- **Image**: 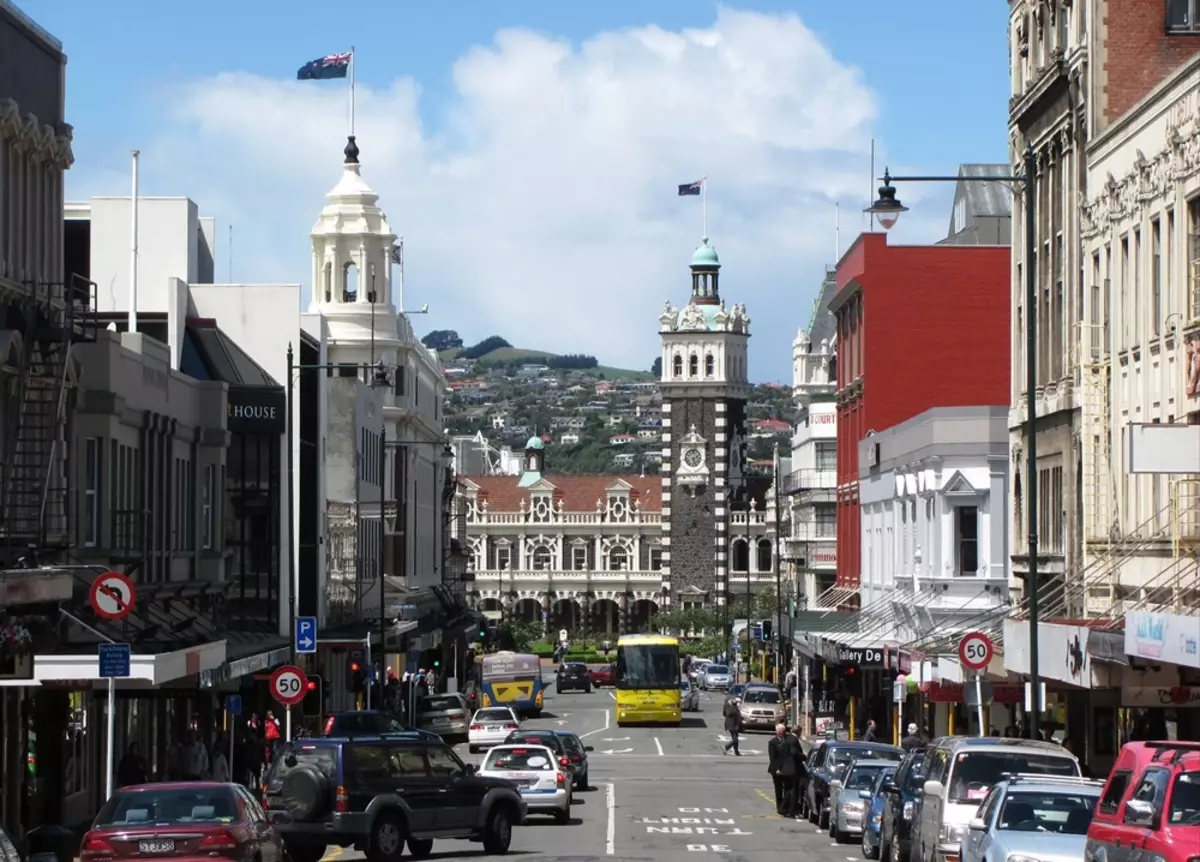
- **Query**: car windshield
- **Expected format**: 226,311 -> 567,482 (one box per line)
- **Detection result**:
1169,772 -> 1200,825
508,732 -> 561,752
707,665 -> 729,675
473,709 -> 515,723
95,787 -> 239,826
484,747 -> 556,772
327,713 -> 409,735
419,696 -> 463,712
728,685 -> 746,698
616,644 -> 680,689
847,764 -> 893,790
948,752 -> 1079,804
830,746 -> 902,769
998,791 -> 1096,834
557,734 -> 583,752
744,689 -> 781,704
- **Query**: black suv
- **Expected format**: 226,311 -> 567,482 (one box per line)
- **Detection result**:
878,747 -> 926,862
556,662 -> 591,693
264,733 -> 526,861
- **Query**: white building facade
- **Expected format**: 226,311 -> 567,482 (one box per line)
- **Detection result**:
1079,55 -> 1200,615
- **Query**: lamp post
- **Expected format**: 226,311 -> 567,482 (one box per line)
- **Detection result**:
774,444 -> 785,681
864,145 -> 1041,737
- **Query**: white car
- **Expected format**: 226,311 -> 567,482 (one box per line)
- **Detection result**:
467,707 -> 521,753
477,743 -> 572,823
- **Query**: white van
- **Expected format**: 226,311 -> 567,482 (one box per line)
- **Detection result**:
915,737 -> 1079,862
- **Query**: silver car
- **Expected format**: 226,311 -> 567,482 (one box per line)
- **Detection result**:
415,693 -> 471,741
961,776 -> 1102,862
701,664 -> 731,691
828,759 -> 900,843
680,680 -> 700,712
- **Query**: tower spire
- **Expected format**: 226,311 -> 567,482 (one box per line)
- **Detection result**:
689,236 -> 721,305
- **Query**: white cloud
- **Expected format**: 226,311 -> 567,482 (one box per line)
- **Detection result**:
82,7 -> 948,378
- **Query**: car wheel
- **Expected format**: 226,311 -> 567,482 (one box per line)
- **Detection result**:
819,805 -> 829,830
482,804 -> 514,854
863,830 -> 877,859
836,827 -> 848,843
369,812 -> 407,862
407,838 -> 434,859
578,769 -> 589,791
554,799 -> 571,824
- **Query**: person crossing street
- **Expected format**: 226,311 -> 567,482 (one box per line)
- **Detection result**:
723,699 -> 743,755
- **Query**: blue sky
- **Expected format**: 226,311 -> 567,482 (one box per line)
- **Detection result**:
20,0 -> 1012,380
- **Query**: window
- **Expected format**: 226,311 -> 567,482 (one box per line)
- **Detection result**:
202,464 -> 215,549
531,546 -> 552,570
814,503 -> 836,538
343,261 -> 358,302
608,546 -> 628,571
84,437 -> 101,546
731,539 -> 749,571
572,545 -> 588,571
424,745 -> 465,778
815,441 -> 837,471
1099,770 -> 1131,815
1153,218 -> 1163,335
704,354 -> 715,377
956,506 -> 978,576
1124,768 -> 1168,827
673,354 -> 682,378
689,354 -> 699,377
1168,0 -> 1199,32
496,545 -> 511,570
394,364 -> 406,397
649,546 -> 663,571
756,539 -> 772,571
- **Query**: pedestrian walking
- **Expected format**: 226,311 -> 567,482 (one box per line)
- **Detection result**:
768,723 -> 801,815
182,731 -> 209,781
210,736 -> 231,782
723,701 -> 743,755
862,719 -> 877,741
900,723 -> 923,752
789,726 -> 809,819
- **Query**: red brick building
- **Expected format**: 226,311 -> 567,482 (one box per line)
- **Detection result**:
829,232 -> 1010,594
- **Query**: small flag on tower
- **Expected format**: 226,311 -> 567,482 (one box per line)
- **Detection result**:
391,241 -> 404,266
297,52 -> 352,80
677,180 -> 703,196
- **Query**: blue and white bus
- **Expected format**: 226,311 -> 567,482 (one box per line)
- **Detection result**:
480,651 -> 545,717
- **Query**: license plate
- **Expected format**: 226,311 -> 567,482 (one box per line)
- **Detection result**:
139,840 -> 174,854
431,718 -> 449,725
485,725 -> 501,731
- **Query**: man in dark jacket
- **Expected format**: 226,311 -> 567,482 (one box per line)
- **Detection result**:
723,703 -> 743,755
862,719 -> 877,741
768,723 -> 801,816
901,723 -> 923,752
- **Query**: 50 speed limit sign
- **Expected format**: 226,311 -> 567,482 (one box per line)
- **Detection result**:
270,665 -> 309,706
958,632 -> 994,672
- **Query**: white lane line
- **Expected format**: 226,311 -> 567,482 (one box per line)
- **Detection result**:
608,690 -> 617,700
579,708 -> 611,739
606,782 -> 616,856
654,737 -> 664,756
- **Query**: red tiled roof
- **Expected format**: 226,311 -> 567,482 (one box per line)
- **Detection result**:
462,474 -> 663,512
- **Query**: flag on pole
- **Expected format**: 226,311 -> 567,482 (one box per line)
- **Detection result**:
391,241 -> 404,266
678,180 -> 703,196
297,52 -> 352,80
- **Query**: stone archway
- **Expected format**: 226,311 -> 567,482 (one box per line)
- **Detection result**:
591,599 -> 620,639
629,599 -> 659,634
514,598 -> 541,624
551,597 -> 582,638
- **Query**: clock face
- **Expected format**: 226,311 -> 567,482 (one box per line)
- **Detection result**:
683,447 -> 703,468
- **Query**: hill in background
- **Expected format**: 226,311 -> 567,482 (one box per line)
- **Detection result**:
424,330 -> 655,381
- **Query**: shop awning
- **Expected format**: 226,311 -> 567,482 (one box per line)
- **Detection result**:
1,639 -> 228,688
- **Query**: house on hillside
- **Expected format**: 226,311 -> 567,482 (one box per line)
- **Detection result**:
490,411 -> 508,429
750,418 -> 791,438
610,434 -> 635,446
595,382 -> 614,394
560,432 -> 580,445
612,452 -> 636,469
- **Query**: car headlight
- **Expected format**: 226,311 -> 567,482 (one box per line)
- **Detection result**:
872,814 -> 882,825
902,801 -> 914,820
938,824 -> 968,845
842,802 -> 864,813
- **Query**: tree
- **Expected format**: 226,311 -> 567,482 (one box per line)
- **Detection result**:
650,357 -> 662,376
495,620 -> 542,651
421,329 -> 464,350
460,335 -> 512,360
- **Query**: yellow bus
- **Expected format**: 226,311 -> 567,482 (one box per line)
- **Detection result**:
615,634 -> 682,726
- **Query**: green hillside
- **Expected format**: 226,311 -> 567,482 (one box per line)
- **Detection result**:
437,342 -> 653,380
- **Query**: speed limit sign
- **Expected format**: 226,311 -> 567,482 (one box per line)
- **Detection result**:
958,632 -> 994,672
270,665 -> 308,706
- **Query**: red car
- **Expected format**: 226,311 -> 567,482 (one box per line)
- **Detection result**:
590,664 -> 616,687
80,781 -> 281,862
1087,740 -> 1200,862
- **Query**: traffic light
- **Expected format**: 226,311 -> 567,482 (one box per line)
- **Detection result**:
348,649 -> 366,692
761,619 -> 773,641
478,620 -> 488,640
302,675 -> 323,717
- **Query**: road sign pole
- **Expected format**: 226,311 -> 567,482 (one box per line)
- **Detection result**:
105,676 -> 116,798
286,706 -> 292,742
364,635 -> 372,711
975,673 -> 986,737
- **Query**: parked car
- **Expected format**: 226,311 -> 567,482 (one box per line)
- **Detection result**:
829,759 -> 900,843
914,737 -> 1080,862
962,775 -> 1101,862
680,680 -> 700,712
861,765 -> 897,859
738,687 -> 786,731
556,662 -> 592,693
553,730 -> 594,789
807,741 -> 904,830
322,711 -> 438,739
476,744 -> 572,824
589,664 -> 616,687
468,707 -> 521,754
700,664 -> 731,691
415,694 -> 472,743
81,782 -> 281,862
262,735 -> 524,861
1086,740 -> 1200,862
503,729 -> 582,785
878,747 -> 927,862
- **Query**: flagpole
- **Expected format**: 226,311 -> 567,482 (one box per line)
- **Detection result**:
349,46 -> 356,137
702,176 -> 708,238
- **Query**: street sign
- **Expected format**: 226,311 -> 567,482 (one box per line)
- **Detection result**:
98,643 -> 131,678
295,617 -> 317,654
751,625 -> 763,641
225,694 -> 243,716
89,572 -> 136,622
270,665 -> 308,706
958,632 -> 994,672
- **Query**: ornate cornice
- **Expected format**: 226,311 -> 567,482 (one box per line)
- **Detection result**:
0,99 -> 74,170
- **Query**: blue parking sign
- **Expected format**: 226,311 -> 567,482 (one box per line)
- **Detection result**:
225,694 -> 243,716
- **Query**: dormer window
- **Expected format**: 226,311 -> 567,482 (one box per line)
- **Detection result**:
530,492 -> 553,523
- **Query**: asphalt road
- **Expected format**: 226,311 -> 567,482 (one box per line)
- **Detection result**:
325,685 -> 868,862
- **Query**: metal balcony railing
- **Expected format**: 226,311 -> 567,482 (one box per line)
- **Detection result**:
784,468 -> 837,494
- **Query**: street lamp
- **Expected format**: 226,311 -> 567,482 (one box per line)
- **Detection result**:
864,145 -> 1042,737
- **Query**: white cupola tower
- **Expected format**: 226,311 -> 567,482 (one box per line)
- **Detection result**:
309,135 -> 402,365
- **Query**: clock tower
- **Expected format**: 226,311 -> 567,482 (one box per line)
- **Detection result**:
658,237 -> 751,610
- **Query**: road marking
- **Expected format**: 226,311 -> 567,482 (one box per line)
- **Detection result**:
579,707 -> 611,738
601,736 -> 630,742
755,789 -> 774,805
320,848 -> 344,862
654,737 -> 664,756
606,782 -> 616,856
608,690 -> 617,700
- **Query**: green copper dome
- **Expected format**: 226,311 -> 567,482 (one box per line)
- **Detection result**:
525,435 -> 546,451
691,237 -> 720,267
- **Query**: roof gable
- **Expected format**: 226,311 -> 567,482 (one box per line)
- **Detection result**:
942,470 -> 977,496
466,474 -> 663,512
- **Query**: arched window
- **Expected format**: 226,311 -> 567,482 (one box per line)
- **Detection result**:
531,546 -> 552,570
756,539 -> 772,572
343,261 -> 359,302
705,354 -> 715,377
323,262 -> 332,302
731,539 -> 749,572
609,546 -> 629,571
673,354 -> 683,378
689,354 -> 699,377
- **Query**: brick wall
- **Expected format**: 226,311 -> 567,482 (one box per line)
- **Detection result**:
666,397 -> 720,595
1100,0 -> 1200,131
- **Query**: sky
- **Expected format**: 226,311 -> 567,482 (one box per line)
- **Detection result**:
19,0 -> 1011,381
